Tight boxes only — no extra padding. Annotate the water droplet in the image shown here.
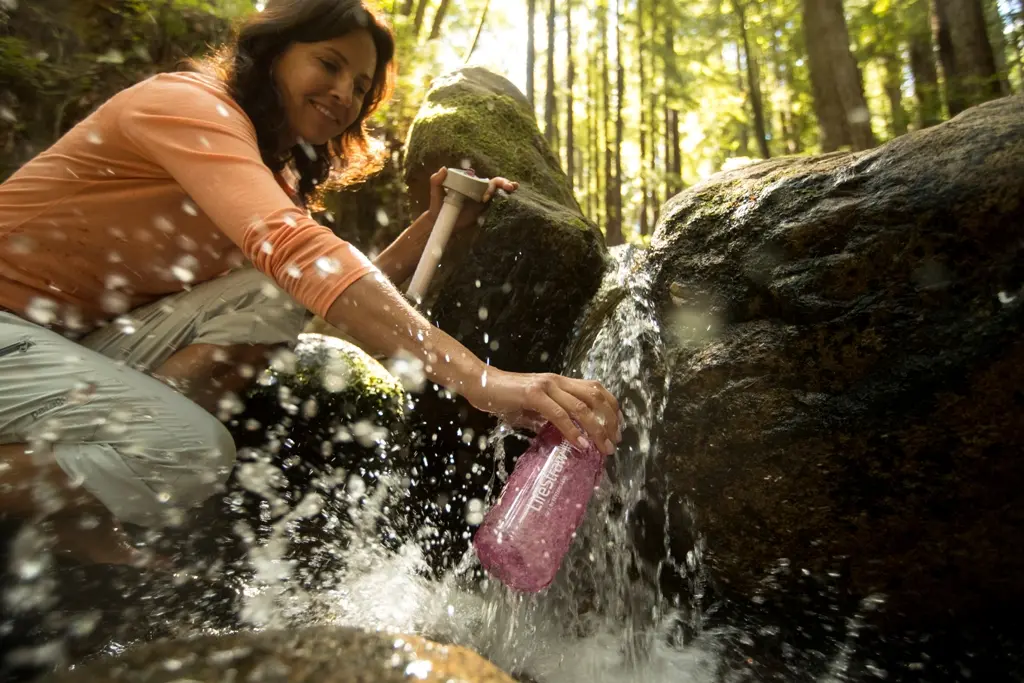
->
[404,659,432,679]
[67,381,97,405]
[302,398,318,419]
[269,349,297,374]
[181,199,198,216]
[153,216,175,234]
[114,316,137,335]
[86,131,102,145]
[7,234,35,254]
[216,104,230,118]
[998,290,1016,304]
[375,208,390,226]
[480,370,487,387]
[100,290,130,314]
[26,297,58,325]
[171,255,199,283]
[315,256,340,275]
[0,106,16,123]
[105,273,128,290]
[478,306,488,320]
[285,264,302,279]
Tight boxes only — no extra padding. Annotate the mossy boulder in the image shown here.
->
[637,93,1024,646]
[207,333,413,581]
[395,68,608,570]
[39,627,517,683]
[404,67,578,213]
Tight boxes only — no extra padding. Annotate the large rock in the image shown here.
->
[396,68,608,570]
[641,94,1024,631]
[39,627,516,683]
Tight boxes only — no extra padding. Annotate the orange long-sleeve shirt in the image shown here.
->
[0,71,375,333]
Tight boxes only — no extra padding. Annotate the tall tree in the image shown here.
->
[527,0,537,106]
[802,0,876,151]
[908,0,943,127]
[610,0,624,245]
[428,0,451,39]
[933,0,1001,114]
[648,0,661,225]
[412,0,430,37]
[545,0,559,150]
[981,0,1012,94]
[637,0,649,236]
[736,1,771,158]
[463,0,492,62]
[566,0,575,184]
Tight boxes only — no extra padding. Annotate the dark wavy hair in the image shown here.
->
[190,0,396,206]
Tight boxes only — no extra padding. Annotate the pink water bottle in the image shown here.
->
[473,422,606,592]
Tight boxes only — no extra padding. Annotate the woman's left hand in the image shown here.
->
[426,167,519,233]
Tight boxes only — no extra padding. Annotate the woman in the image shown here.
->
[0,0,621,564]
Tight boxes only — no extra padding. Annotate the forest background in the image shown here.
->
[1,0,1021,250]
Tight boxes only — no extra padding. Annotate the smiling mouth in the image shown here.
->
[310,100,339,124]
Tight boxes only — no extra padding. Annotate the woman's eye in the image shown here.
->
[319,58,339,73]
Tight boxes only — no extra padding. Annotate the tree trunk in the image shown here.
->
[663,12,676,199]
[933,0,1001,114]
[545,0,559,153]
[883,53,909,136]
[428,0,451,40]
[610,0,624,245]
[412,0,431,37]
[768,13,799,154]
[670,109,682,196]
[585,27,595,219]
[602,1,619,243]
[802,0,876,151]
[463,0,492,62]
[735,42,751,156]
[527,0,536,107]
[649,0,660,225]
[401,0,415,16]
[566,0,575,185]
[737,1,771,158]
[982,0,1012,94]
[637,0,648,237]
[909,0,942,127]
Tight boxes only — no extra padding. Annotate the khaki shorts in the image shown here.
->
[0,268,308,527]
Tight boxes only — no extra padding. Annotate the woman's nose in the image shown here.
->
[330,75,354,108]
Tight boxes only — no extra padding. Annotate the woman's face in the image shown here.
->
[272,29,378,147]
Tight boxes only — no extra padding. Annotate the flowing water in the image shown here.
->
[6,246,864,680]
[227,245,728,682]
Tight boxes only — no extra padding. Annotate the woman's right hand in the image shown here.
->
[462,367,623,456]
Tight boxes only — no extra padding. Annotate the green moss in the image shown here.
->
[405,91,575,208]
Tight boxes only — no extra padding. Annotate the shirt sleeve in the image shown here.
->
[118,75,376,318]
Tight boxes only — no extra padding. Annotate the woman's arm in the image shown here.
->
[325,272,621,455]
[372,211,432,286]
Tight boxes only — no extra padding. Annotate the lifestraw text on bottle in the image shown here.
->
[526,441,570,513]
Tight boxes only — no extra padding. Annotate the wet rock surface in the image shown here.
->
[38,626,518,683]
[631,94,1024,676]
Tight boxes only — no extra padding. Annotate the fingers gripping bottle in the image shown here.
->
[473,422,607,593]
